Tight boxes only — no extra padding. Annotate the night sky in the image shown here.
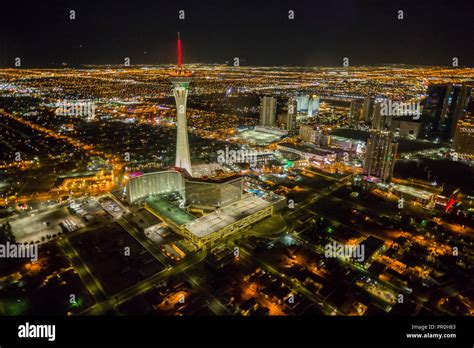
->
[1,0,473,68]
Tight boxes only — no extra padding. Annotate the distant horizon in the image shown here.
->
[2,63,474,69]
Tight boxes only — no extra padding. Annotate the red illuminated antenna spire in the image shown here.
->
[177,32,182,68]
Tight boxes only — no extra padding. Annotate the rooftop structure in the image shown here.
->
[145,195,196,226]
[125,170,185,204]
[181,195,276,247]
[236,127,285,145]
[277,142,337,162]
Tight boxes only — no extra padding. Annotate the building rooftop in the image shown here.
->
[359,236,385,260]
[183,195,271,239]
[236,129,283,145]
[278,142,336,156]
[391,183,433,201]
[146,196,196,226]
[186,174,242,185]
[131,208,161,229]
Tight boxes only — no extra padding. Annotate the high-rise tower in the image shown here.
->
[259,96,277,127]
[286,97,298,133]
[364,98,398,182]
[453,97,474,160]
[362,97,374,124]
[364,131,398,182]
[307,95,320,116]
[170,32,193,176]
[420,84,472,141]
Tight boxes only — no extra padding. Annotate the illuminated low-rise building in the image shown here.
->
[185,175,243,209]
[125,170,185,204]
[299,124,324,145]
[390,183,436,207]
[236,127,285,145]
[327,135,365,153]
[390,120,421,138]
[180,195,276,247]
[277,142,337,163]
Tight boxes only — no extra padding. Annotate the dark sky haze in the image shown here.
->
[1,0,473,67]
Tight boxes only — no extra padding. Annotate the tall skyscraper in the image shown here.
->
[450,85,472,138]
[349,99,363,126]
[259,96,277,127]
[307,95,320,116]
[286,97,297,133]
[420,84,472,140]
[295,94,319,116]
[296,95,309,113]
[453,98,474,160]
[362,97,375,124]
[364,131,398,182]
[170,32,193,176]
[371,99,391,131]
[364,99,398,182]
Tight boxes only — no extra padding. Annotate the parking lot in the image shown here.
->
[11,206,84,244]
[98,196,126,218]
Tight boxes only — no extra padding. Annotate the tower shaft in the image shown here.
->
[172,80,192,176]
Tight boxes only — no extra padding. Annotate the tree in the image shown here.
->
[4,221,15,243]
[0,224,7,244]
[0,221,15,244]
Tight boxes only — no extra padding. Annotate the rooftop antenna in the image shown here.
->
[177,32,182,68]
